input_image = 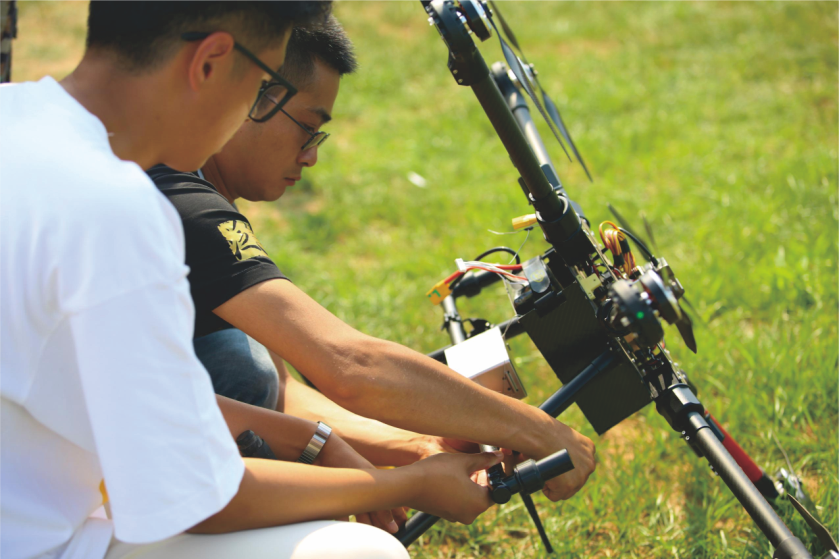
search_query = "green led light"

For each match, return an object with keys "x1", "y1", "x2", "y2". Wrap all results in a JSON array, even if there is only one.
[{"x1": 636, "y1": 311, "x2": 645, "y2": 319}]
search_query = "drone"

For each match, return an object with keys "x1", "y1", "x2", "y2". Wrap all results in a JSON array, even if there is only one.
[{"x1": 392, "y1": 2, "x2": 838, "y2": 558}]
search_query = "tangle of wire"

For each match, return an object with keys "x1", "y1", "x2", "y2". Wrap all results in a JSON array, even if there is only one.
[
  {"x1": 599, "y1": 220, "x2": 637, "y2": 277},
  {"x1": 449, "y1": 225, "x2": 533, "y2": 290},
  {"x1": 443, "y1": 260, "x2": 527, "y2": 286}
]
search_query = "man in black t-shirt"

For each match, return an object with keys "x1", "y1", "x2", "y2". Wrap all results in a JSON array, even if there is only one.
[
  {"x1": 150, "y1": 18, "x2": 598, "y2": 502},
  {"x1": 148, "y1": 165, "x2": 286, "y2": 408}
]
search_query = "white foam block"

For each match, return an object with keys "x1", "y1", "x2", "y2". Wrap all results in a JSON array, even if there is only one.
[{"x1": 444, "y1": 327, "x2": 527, "y2": 399}]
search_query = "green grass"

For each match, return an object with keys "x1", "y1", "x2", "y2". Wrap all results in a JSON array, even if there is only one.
[{"x1": 14, "y1": 2, "x2": 838, "y2": 558}]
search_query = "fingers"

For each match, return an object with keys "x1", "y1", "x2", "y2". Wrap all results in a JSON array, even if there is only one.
[
  {"x1": 368, "y1": 508, "x2": 399, "y2": 533},
  {"x1": 411, "y1": 452, "x2": 504, "y2": 525},
  {"x1": 540, "y1": 438, "x2": 597, "y2": 502},
  {"x1": 441, "y1": 437, "x2": 480, "y2": 453},
  {"x1": 465, "y1": 450, "x2": 504, "y2": 474},
  {"x1": 355, "y1": 510, "x2": 403, "y2": 533},
  {"x1": 501, "y1": 452, "x2": 519, "y2": 476},
  {"x1": 464, "y1": 473, "x2": 497, "y2": 521},
  {"x1": 470, "y1": 469, "x2": 488, "y2": 485},
  {"x1": 392, "y1": 506, "x2": 408, "y2": 526}
]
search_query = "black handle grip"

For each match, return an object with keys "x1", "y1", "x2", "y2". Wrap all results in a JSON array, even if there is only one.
[
  {"x1": 395, "y1": 512, "x2": 440, "y2": 547},
  {"x1": 536, "y1": 448, "x2": 575, "y2": 481},
  {"x1": 398, "y1": 450, "x2": 574, "y2": 546},
  {"x1": 493, "y1": 449, "x2": 573, "y2": 502}
]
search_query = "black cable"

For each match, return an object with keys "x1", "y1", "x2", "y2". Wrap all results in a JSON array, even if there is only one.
[
  {"x1": 449, "y1": 246, "x2": 520, "y2": 289},
  {"x1": 617, "y1": 228, "x2": 658, "y2": 266},
  {"x1": 474, "y1": 246, "x2": 521, "y2": 264}
]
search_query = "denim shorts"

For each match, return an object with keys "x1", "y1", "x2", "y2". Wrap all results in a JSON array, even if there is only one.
[{"x1": 193, "y1": 328, "x2": 279, "y2": 410}]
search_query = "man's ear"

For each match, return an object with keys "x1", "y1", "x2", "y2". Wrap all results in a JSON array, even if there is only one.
[{"x1": 186, "y1": 32, "x2": 237, "y2": 92}]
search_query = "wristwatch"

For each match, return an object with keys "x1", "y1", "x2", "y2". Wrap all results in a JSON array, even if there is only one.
[{"x1": 298, "y1": 421, "x2": 332, "y2": 464}]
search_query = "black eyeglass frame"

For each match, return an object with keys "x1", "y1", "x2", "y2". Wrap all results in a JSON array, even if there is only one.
[
  {"x1": 181, "y1": 32, "x2": 297, "y2": 123},
  {"x1": 278, "y1": 106, "x2": 331, "y2": 151}
]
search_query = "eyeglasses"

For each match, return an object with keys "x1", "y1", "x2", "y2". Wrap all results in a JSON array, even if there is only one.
[
  {"x1": 181, "y1": 32, "x2": 297, "y2": 123},
  {"x1": 278, "y1": 106, "x2": 330, "y2": 150}
]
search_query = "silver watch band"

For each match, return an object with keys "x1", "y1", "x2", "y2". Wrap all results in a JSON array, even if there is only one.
[{"x1": 298, "y1": 421, "x2": 332, "y2": 464}]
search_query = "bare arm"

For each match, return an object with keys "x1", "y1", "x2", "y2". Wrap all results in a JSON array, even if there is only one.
[
  {"x1": 216, "y1": 393, "x2": 318, "y2": 462},
  {"x1": 188, "y1": 451, "x2": 503, "y2": 534},
  {"x1": 215, "y1": 279, "x2": 595, "y2": 501},
  {"x1": 216, "y1": 394, "x2": 412, "y2": 533},
  {"x1": 217, "y1": 393, "x2": 415, "y2": 477},
  {"x1": 272, "y1": 353, "x2": 441, "y2": 467},
  {"x1": 191, "y1": 460, "x2": 410, "y2": 534}
]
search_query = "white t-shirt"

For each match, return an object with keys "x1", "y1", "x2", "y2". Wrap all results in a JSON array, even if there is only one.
[{"x1": 0, "y1": 77, "x2": 245, "y2": 559}]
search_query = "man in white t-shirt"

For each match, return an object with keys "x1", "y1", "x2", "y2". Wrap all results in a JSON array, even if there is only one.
[{"x1": 0, "y1": 3, "x2": 505, "y2": 559}]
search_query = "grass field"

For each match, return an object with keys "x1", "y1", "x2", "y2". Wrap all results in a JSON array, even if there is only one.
[{"x1": 12, "y1": 2, "x2": 838, "y2": 558}]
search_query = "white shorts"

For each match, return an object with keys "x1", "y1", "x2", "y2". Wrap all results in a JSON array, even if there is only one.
[{"x1": 104, "y1": 521, "x2": 410, "y2": 559}]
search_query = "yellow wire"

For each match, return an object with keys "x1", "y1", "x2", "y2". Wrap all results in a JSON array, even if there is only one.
[{"x1": 598, "y1": 221, "x2": 637, "y2": 276}]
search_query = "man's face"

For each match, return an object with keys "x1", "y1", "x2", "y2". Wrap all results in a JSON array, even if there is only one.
[
  {"x1": 168, "y1": 33, "x2": 291, "y2": 173},
  {"x1": 212, "y1": 58, "x2": 341, "y2": 202}
]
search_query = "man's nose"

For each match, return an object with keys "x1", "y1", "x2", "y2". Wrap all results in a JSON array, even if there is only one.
[{"x1": 298, "y1": 145, "x2": 319, "y2": 168}]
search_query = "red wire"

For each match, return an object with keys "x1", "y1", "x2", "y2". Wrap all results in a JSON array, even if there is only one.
[
  {"x1": 444, "y1": 264, "x2": 525, "y2": 284},
  {"x1": 443, "y1": 270, "x2": 461, "y2": 284}
]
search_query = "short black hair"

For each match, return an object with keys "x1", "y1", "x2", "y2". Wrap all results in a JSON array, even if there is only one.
[
  {"x1": 279, "y1": 15, "x2": 357, "y2": 87},
  {"x1": 86, "y1": 1, "x2": 332, "y2": 72}
]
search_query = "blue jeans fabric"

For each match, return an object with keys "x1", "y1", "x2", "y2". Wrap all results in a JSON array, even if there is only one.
[{"x1": 193, "y1": 328, "x2": 280, "y2": 410}]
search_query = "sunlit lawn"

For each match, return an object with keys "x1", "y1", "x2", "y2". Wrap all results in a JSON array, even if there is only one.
[{"x1": 13, "y1": 2, "x2": 838, "y2": 558}]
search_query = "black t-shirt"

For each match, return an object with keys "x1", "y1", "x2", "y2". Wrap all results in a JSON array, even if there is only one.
[{"x1": 148, "y1": 164, "x2": 287, "y2": 338}]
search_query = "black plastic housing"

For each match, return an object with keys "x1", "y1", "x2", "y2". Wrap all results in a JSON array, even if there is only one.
[{"x1": 520, "y1": 255, "x2": 651, "y2": 434}]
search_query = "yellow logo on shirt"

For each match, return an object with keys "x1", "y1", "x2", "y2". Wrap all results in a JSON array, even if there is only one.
[{"x1": 217, "y1": 220, "x2": 268, "y2": 261}]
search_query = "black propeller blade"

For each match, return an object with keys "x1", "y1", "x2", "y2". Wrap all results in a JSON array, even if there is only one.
[
  {"x1": 675, "y1": 313, "x2": 698, "y2": 354},
  {"x1": 642, "y1": 213, "x2": 659, "y2": 253},
  {"x1": 489, "y1": 14, "x2": 573, "y2": 162},
  {"x1": 488, "y1": 0, "x2": 521, "y2": 51},
  {"x1": 488, "y1": 0, "x2": 591, "y2": 180},
  {"x1": 606, "y1": 203, "x2": 645, "y2": 244},
  {"x1": 678, "y1": 294, "x2": 701, "y2": 321},
  {"x1": 607, "y1": 203, "x2": 698, "y2": 352},
  {"x1": 642, "y1": 212, "x2": 703, "y2": 323},
  {"x1": 542, "y1": 91, "x2": 592, "y2": 180}
]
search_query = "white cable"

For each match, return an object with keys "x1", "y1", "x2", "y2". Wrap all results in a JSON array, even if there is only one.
[{"x1": 457, "y1": 260, "x2": 528, "y2": 285}]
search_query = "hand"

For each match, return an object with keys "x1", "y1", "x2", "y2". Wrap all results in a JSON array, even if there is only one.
[
  {"x1": 531, "y1": 421, "x2": 596, "y2": 501},
  {"x1": 415, "y1": 425, "x2": 594, "y2": 501},
  {"x1": 314, "y1": 432, "x2": 406, "y2": 533},
  {"x1": 416, "y1": 437, "x2": 507, "y2": 485},
  {"x1": 415, "y1": 435, "x2": 476, "y2": 459},
  {"x1": 404, "y1": 451, "x2": 503, "y2": 524}
]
